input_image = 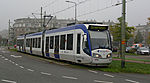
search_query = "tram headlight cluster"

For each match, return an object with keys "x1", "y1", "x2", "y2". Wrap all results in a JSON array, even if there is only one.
[
  {"x1": 107, "y1": 54, "x2": 111, "y2": 58},
  {"x1": 93, "y1": 53, "x2": 101, "y2": 58}
]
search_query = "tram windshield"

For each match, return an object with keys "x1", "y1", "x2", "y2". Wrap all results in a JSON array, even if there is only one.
[{"x1": 89, "y1": 30, "x2": 110, "y2": 50}]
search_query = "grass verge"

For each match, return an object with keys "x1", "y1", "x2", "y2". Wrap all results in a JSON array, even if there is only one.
[
  {"x1": 113, "y1": 57, "x2": 150, "y2": 62},
  {"x1": 97, "y1": 60, "x2": 150, "y2": 74},
  {"x1": 8, "y1": 48, "x2": 17, "y2": 52}
]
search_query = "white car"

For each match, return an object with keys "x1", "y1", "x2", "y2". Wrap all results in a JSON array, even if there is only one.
[{"x1": 137, "y1": 47, "x2": 150, "y2": 55}]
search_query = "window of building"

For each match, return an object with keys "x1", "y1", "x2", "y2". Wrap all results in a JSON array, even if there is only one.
[
  {"x1": 60, "y1": 35, "x2": 66, "y2": 50},
  {"x1": 67, "y1": 34, "x2": 73, "y2": 50}
]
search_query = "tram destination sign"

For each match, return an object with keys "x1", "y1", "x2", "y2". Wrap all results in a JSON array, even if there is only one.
[{"x1": 88, "y1": 25, "x2": 108, "y2": 31}]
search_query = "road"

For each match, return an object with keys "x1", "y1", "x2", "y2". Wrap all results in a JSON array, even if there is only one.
[{"x1": 0, "y1": 47, "x2": 150, "y2": 83}]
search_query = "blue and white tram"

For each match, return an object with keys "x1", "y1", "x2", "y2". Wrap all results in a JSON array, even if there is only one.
[
  {"x1": 17, "y1": 35, "x2": 25, "y2": 52},
  {"x1": 17, "y1": 24, "x2": 112, "y2": 66}
]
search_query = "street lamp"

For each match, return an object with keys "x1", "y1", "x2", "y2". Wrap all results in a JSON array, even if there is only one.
[{"x1": 66, "y1": 1, "x2": 77, "y2": 24}]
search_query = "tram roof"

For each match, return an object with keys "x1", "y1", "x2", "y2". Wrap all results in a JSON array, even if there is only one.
[
  {"x1": 26, "y1": 32, "x2": 43, "y2": 37},
  {"x1": 45, "y1": 24, "x2": 88, "y2": 34}
]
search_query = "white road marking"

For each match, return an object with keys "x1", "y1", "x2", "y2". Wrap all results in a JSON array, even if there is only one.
[
  {"x1": 9, "y1": 60, "x2": 12, "y2": 62},
  {"x1": 94, "y1": 80, "x2": 113, "y2": 83},
  {"x1": 19, "y1": 66, "x2": 24, "y2": 69},
  {"x1": 2, "y1": 57, "x2": 5, "y2": 58},
  {"x1": 27, "y1": 69, "x2": 34, "y2": 72},
  {"x1": 15, "y1": 64, "x2": 18, "y2": 66},
  {"x1": 41, "y1": 72, "x2": 52, "y2": 76},
  {"x1": 0, "y1": 55, "x2": 2, "y2": 56},
  {"x1": 88, "y1": 70, "x2": 98, "y2": 74},
  {"x1": 1, "y1": 79, "x2": 17, "y2": 83},
  {"x1": 10, "y1": 55, "x2": 22, "y2": 58},
  {"x1": 4, "y1": 58, "x2": 8, "y2": 61},
  {"x1": 62, "y1": 76, "x2": 78, "y2": 80},
  {"x1": 104, "y1": 74, "x2": 114, "y2": 78},
  {"x1": 125, "y1": 79, "x2": 139, "y2": 83},
  {"x1": 11, "y1": 62, "x2": 15, "y2": 64}
]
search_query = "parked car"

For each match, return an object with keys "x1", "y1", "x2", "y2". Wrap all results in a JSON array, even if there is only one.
[
  {"x1": 112, "y1": 46, "x2": 118, "y2": 52},
  {"x1": 125, "y1": 47, "x2": 132, "y2": 53},
  {"x1": 137, "y1": 47, "x2": 150, "y2": 55}
]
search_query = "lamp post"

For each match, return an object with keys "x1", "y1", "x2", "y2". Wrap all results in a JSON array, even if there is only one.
[{"x1": 66, "y1": 1, "x2": 77, "y2": 24}]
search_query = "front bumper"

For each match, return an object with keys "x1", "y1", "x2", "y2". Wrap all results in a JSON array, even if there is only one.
[{"x1": 91, "y1": 58, "x2": 112, "y2": 65}]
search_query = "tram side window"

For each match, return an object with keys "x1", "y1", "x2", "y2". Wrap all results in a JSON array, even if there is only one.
[
  {"x1": 60, "y1": 35, "x2": 66, "y2": 50},
  {"x1": 17, "y1": 40, "x2": 20, "y2": 46},
  {"x1": 82, "y1": 39, "x2": 90, "y2": 55},
  {"x1": 26, "y1": 39, "x2": 28, "y2": 47},
  {"x1": 38, "y1": 38, "x2": 41, "y2": 48},
  {"x1": 77, "y1": 34, "x2": 81, "y2": 54},
  {"x1": 28, "y1": 39, "x2": 30, "y2": 47},
  {"x1": 35, "y1": 38, "x2": 37, "y2": 48},
  {"x1": 46, "y1": 37, "x2": 49, "y2": 49},
  {"x1": 30, "y1": 38, "x2": 33, "y2": 47},
  {"x1": 67, "y1": 34, "x2": 73, "y2": 50},
  {"x1": 20, "y1": 40, "x2": 23, "y2": 46},
  {"x1": 32, "y1": 38, "x2": 35, "y2": 48},
  {"x1": 36, "y1": 38, "x2": 38, "y2": 48},
  {"x1": 50, "y1": 36, "x2": 54, "y2": 49}
]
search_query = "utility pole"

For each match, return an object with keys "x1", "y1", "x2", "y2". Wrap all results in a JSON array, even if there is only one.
[
  {"x1": 41, "y1": 7, "x2": 43, "y2": 31},
  {"x1": 43, "y1": 11, "x2": 46, "y2": 30},
  {"x1": 8, "y1": 19, "x2": 11, "y2": 49},
  {"x1": 66, "y1": 1, "x2": 77, "y2": 24},
  {"x1": 43, "y1": 12, "x2": 53, "y2": 30},
  {"x1": 121, "y1": 0, "x2": 126, "y2": 68}
]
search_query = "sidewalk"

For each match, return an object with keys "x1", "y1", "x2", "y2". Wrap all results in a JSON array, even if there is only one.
[{"x1": 112, "y1": 54, "x2": 150, "y2": 64}]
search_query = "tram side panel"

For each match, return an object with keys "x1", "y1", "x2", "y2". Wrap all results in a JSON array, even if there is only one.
[{"x1": 25, "y1": 35, "x2": 42, "y2": 56}]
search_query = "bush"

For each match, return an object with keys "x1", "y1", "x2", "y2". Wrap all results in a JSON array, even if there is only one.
[{"x1": 129, "y1": 48, "x2": 137, "y2": 53}]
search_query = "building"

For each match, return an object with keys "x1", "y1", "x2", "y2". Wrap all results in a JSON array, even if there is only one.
[
  {"x1": 13, "y1": 17, "x2": 76, "y2": 38},
  {"x1": 135, "y1": 24, "x2": 150, "y2": 45},
  {"x1": 12, "y1": 17, "x2": 115, "y2": 44}
]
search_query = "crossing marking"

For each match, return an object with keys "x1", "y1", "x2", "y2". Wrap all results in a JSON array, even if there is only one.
[
  {"x1": 41, "y1": 72, "x2": 52, "y2": 76},
  {"x1": 94, "y1": 80, "x2": 113, "y2": 83},
  {"x1": 1, "y1": 79, "x2": 17, "y2": 83},
  {"x1": 10, "y1": 55, "x2": 22, "y2": 58},
  {"x1": 62, "y1": 76, "x2": 78, "y2": 80},
  {"x1": 104, "y1": 74, "x2": 114, "y2": 78},
  {"x1": 125, "y1": 79, "x2": 139, "y2": 83},
  {"x1": 27, "y1": 69, "x2": 34, "y2": 72},
  {"x1": 88, "y1": 70, "x2": 98, "y2": 74}
]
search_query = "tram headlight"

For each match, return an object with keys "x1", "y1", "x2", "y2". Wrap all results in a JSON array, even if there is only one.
[
  {"x1": 107, "y1": 54, "x2": 111, "y2": 58},
  {"x1": 93, "y1": 53, "x2": 101, "y2": 58}
]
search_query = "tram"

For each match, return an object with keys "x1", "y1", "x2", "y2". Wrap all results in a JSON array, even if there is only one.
[{"x1": 17, "y1": 24, "x2": 112, "y2": 66}]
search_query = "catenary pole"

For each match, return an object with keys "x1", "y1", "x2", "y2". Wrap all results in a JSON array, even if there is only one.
[
  {"x1": 121, "y1": 0, "x2": 126, "y2": 68},
  {"x1": 41, "y1": 7, "x2": 43, "y2": 31}
]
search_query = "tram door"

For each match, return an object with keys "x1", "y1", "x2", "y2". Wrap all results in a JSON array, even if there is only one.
[
  {"x1": 54, "y1": 36, "x2": 60, "y2": 59},
  {"x1": 75, "y1": 34, "x2": 82, "y2": 63},
  {"x1": 45, "y1": 37, "x2": 49, "y2": 57}
]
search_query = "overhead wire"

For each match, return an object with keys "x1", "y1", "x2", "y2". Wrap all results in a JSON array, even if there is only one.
[
  {"x1": 25, "y1": 0, "x2": 59, "y2": 18},
  {"x1": 77, "y1": 0, "x2": 134, "y2": 18},
  {"x1": 52, "y1": 0, "x2": 91, "y2": 15}
]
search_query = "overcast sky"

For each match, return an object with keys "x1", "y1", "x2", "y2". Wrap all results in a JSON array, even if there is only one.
[{"x1": 0, "y1": 0, "x2": 150, "y2": 31}]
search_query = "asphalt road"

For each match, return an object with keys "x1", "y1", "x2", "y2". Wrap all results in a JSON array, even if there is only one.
[{"x1": 0, "y1": 47, "x2": 150, "y2": 83}]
